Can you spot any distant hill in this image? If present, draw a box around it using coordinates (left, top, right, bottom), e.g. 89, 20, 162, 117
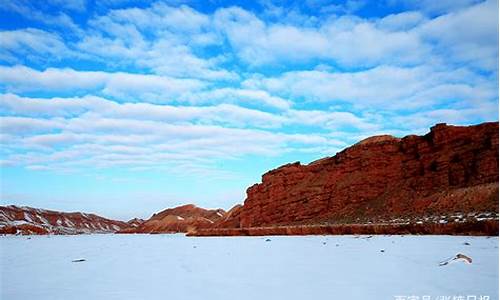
0, 205, 131, 235
118, 204, 225, 234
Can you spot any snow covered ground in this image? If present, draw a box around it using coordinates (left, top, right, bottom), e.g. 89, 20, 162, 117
1, 234, 498, 300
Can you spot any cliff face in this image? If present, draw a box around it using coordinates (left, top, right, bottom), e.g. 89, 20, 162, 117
0, 205, 131, 235
236, 122, 498, 228
119, 204, 225, 234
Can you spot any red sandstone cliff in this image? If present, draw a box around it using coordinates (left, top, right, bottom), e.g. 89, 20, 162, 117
205, 122, 498, 234
118, 204, 225, 234
0, 205, 131, 235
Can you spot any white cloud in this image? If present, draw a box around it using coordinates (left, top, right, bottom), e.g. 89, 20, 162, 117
243, 65, 498, 111
285, 109, 380, 131
4, 1, 495, 78
0, 116, 65, 134
214, 7, 328, 65
1, 118, 343, 172
417, 0, 498, 71
47, 0, 87, 12
183, 87, 291, 110
0, 93, 383, 134
317, 0, 366, 14
136, 40, 237, 80
0, 94, 284, 128
101, 72, 207, 101
0, 29, 73, 64
75, 3, 234, 80
103, 3, 211, 33
377, 11, 427, 31
0, 93, 382, 134
76, 30, 234, 81
0, 65, 107, 92
392, 0, 483, 15
0, 0, 82, 34
213, 2, 497, 71
0, 94, 103, 117
393, 101, 499, 130
0, 91, 359, 172
0, 66, 206, 102
213, 7, 427, 67
0, 66, 293, 109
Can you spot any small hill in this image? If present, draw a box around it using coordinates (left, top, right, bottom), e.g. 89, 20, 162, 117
118, 204, 225, 234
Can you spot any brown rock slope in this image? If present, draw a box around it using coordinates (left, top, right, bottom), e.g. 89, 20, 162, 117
194, 122, 499, 236
118, 204, 225, 234
0, 205, 131, 235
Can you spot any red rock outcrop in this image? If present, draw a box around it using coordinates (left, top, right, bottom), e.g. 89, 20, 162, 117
197, 122, 498, 235
0, 205, 131, 235
119, 204, 225, 234
127, 218, 145, 227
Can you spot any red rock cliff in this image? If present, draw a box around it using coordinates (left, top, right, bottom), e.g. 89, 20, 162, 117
235, 122, 498, 228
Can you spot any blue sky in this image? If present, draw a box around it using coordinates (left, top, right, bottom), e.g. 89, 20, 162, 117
0, 0, 498, 220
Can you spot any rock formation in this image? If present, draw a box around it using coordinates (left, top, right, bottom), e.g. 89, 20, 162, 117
118, 204, 225, 234
127, 218, 145, 227
0, 205, 131, 235
198, 122, 498, 235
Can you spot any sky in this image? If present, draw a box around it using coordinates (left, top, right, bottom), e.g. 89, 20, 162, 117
0, 0, 498, 220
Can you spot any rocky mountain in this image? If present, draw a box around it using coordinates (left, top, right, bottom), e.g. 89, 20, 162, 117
195, 122, 499, 236
127, 218, 145, 227
118, 204, 225, 234
0, 205, 131, 235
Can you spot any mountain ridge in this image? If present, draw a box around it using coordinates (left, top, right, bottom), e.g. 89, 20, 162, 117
0, 205, 132, 235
